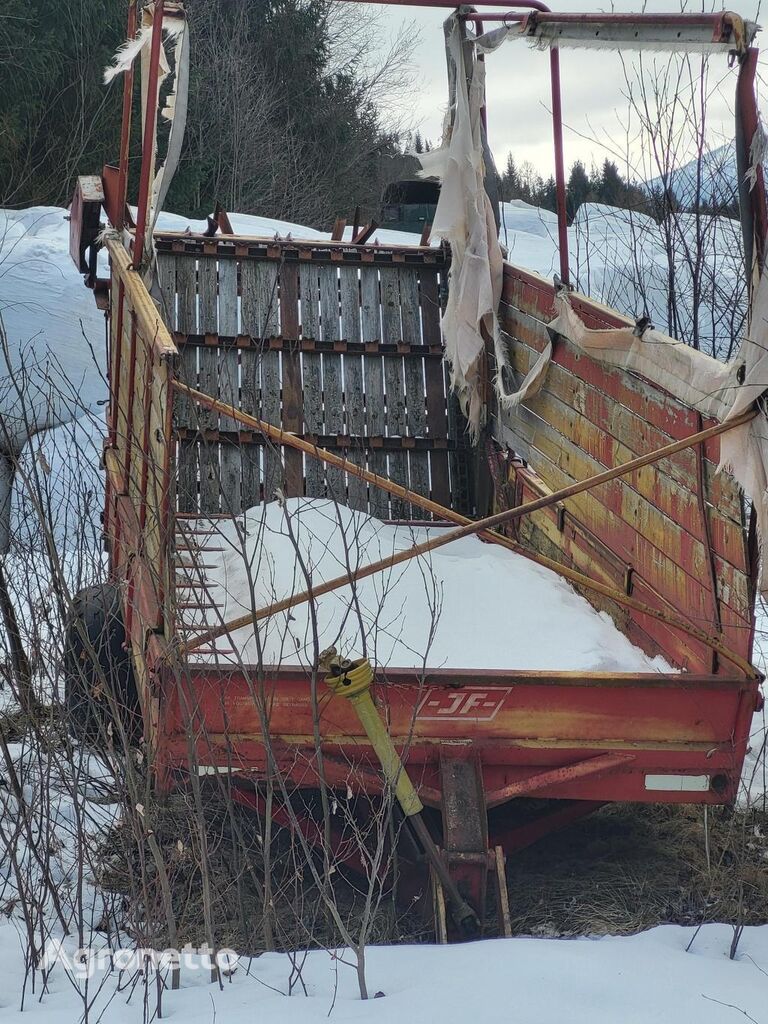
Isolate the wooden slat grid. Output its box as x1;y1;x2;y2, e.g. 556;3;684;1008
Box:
494;264;754;673
160;245;468;520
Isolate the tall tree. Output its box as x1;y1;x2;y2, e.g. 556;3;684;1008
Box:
566;160;590;219
598;159;624;206
0;0;125;206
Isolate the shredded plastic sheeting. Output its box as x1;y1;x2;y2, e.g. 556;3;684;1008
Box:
179;497;672;673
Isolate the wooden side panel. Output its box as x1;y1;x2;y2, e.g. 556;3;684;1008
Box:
495;262;754;673
166;246;463;522
106;241;176;650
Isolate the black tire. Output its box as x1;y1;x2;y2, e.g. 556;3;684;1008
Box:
63;584;141;747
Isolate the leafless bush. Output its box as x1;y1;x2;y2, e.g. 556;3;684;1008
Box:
0;332;447;1013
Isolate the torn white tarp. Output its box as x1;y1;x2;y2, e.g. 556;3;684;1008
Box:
474;13;757;55
719;269;768;595
416;15;517;440
547;291;738;421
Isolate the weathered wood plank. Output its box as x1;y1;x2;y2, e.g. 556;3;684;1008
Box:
198;258;217;333
217;259;240;428
241;260;258;338
280;263;304;496
340;266;366;511
401;268;429;511
299;262;323;496
175;258;199;511
320;265;345;501
117;314;135;494
156;253;176;330
176;256;197;333
240;260;261;508
240;345;260;509
216;258;242;512
420;271;450;507
380;268;408;516
300;263;319;340
194;337;219;513
255;261;281;502
361;267;387;517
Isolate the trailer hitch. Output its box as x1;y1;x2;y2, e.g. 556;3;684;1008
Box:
320;648;480;935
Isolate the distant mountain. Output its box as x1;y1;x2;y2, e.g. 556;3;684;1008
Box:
646;143;744;207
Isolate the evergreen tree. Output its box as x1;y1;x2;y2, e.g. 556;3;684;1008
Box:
598;159;624;206
539;176;557;213
566;160;590;219
502;153;521;201
0;0;126;206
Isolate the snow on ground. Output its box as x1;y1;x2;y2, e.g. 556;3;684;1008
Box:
1;921;767;1024
184;497;670;674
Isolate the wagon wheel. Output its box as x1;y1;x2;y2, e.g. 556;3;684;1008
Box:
63;583;141;749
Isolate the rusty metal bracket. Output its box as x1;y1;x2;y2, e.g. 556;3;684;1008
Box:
440;750;489;931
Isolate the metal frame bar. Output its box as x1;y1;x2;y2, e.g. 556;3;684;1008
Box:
133;0;165;269
485;751;635;806
115;0;137;232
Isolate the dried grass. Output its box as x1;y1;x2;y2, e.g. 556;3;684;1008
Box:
505;801;768;937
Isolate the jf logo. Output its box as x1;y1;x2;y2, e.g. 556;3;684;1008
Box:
416;687;511;722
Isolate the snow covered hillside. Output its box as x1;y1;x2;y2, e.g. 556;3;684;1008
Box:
647;141;763;209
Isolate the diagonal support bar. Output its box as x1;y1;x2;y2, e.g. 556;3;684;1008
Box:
172;381;757;676
485;752;635;807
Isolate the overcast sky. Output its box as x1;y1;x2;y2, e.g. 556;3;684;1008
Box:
369;0;764;179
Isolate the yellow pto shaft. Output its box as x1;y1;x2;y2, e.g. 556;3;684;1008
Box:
321;649;479;933
323;654;423;817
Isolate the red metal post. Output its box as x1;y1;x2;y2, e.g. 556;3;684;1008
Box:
133;0;165;269
549;46;569;285
736;47;767;277
115;0;137;231
464;3;570;283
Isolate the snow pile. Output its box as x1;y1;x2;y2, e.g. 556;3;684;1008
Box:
182;497;670;673
155;208;426;249
0;207;107;444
